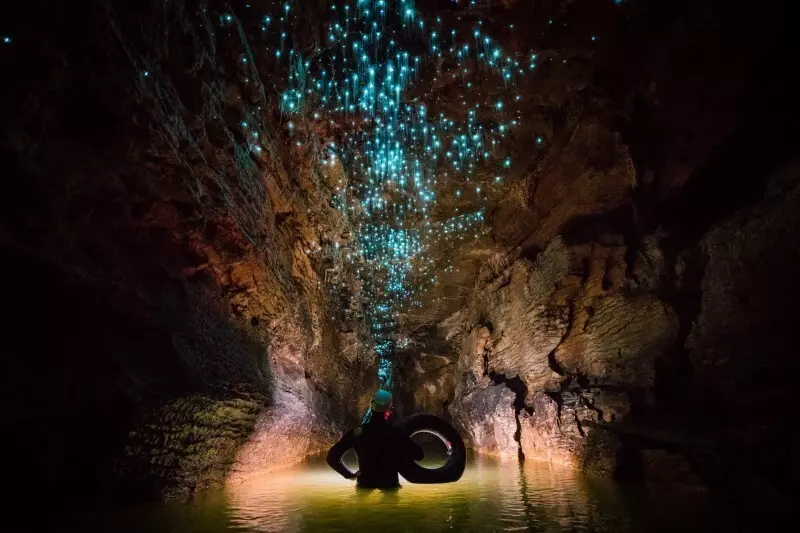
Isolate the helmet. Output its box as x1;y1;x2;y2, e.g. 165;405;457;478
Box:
370;389;393;413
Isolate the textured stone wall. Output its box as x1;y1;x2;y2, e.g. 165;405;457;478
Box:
446;236;659;468
3;0;795;506
1;0;372;502
445;167;798;488
407;0;797;495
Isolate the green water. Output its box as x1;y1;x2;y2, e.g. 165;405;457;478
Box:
87;456;740;533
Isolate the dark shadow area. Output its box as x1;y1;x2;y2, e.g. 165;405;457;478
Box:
0;243;271;511
0;2;274;511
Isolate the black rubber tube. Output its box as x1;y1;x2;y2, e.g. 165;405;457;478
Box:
394;414;466;484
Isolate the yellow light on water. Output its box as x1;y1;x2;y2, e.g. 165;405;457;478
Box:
103;456;720;533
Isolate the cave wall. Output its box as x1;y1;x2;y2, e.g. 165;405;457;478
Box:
392;347;459;421
445;164;799;488
397;0;797;493
2;0;797;505
1;0;372;502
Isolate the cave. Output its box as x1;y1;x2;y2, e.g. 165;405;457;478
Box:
1;0;796;531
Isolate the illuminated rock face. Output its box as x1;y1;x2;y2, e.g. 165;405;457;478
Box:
396;351;458;419
452;384;519;460
2;0;375;501
444;237;649;470
3;0;797;506
393;0;798;491
444;169;799;484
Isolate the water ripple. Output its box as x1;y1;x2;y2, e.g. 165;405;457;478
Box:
95;456;726;533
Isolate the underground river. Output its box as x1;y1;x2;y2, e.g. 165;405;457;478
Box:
79;455;755;533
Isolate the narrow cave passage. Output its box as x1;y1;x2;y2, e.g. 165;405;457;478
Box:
2;0;797;531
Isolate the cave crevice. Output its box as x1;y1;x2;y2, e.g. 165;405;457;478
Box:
487;372;533;461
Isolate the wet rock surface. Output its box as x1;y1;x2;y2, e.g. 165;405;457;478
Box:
441;163;798;489
393;0;798;497
2;0;373;502
452;384;519;460
2;0;797;508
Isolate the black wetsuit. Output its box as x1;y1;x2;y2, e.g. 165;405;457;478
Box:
326;416;424;488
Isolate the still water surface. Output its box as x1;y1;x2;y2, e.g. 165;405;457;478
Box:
93;455;737;533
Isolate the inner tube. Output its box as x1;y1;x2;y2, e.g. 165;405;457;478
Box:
394;414;466;484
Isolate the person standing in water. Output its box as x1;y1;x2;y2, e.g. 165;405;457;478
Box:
326;390;424;488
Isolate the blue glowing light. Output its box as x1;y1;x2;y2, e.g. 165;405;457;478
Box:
190;0;554;392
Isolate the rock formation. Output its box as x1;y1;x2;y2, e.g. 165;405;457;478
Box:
396;0;798;493
2;0;796;506
2;0;376;502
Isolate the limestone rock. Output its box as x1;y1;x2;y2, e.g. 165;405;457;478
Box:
452;384;519;460
519;393;579;467
628;232;669;292
120;394;264;499
555;293;678;386
687;165;800;431
496;112;636;249
228;392;322;482
405;353;458;418
462;239;573;395
518;389;628;473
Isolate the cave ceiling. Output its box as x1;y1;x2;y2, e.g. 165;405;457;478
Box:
251;0;632;364
286;0;628;357
9;0;719;379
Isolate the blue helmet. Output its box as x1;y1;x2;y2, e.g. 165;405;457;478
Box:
370;389;393;413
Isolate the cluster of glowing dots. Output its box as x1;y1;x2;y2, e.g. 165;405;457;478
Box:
275;0;540;389
201;0;612;400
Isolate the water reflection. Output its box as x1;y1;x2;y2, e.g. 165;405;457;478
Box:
96;456;727;533
225;456;714;533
